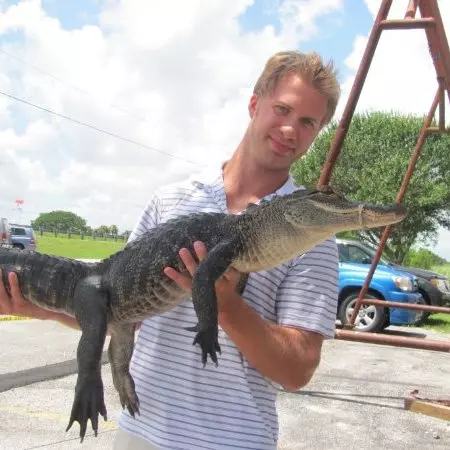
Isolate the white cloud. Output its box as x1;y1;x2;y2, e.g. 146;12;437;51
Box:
339;0;450;119
278;0;343;42
4;0;448;262
431;227;450;262
338;1;450;118
0;0;344;231
337;0;450;260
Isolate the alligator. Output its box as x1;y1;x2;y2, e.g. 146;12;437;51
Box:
0;186;407;442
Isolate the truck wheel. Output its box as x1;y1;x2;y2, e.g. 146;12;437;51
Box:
338;292;387;333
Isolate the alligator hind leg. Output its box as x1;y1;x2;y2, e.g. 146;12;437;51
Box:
108;323;140;417
187;239;241;367
66;276;108;442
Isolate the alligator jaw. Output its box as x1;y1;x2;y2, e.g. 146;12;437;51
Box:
358;202;407;229
282;188;408;234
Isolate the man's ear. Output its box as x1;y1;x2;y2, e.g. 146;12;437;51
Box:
248;94;258;118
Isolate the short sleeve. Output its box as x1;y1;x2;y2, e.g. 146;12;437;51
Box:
276;237;340;339
127;192;163;244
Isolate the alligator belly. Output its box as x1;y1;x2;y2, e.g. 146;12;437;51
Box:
109;277;189;323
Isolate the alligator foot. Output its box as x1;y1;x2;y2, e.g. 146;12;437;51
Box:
186;325;221;367
107;323;139;418
118;373;140;418
66;374;107;443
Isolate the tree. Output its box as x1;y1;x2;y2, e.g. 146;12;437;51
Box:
94;225;118;235
404;248;448;270
292;111;450;263
31;211;87;231
96;225;110;235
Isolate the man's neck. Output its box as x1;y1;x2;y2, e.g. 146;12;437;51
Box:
222;146;290;213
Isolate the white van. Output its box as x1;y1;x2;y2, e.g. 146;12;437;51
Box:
0;217;12;248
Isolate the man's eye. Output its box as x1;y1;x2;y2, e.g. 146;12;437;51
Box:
275;105;289;115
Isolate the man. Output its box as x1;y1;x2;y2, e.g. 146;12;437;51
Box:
0;50;341;449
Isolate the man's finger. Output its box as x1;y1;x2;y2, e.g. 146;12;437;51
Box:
193;241;207;261
163;267;192;292
178;248;198;276
0;269;13;314
8;272;23;302
0;269;9;297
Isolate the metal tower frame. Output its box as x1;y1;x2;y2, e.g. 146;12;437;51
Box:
317;0;450;354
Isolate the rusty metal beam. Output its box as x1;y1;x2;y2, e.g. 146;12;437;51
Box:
334;329;450;353
419;1;450;101
404;0;418;19
358;298;450;314
379;18;436;30
316;0;450;350
438;77;446;130
317;0;393;187
348;88;441;327
426;126;450;133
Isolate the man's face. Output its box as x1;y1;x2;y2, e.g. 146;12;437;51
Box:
247;72;328;171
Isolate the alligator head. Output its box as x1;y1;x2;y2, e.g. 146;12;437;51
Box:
283;185;407;233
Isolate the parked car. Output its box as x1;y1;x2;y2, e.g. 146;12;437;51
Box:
9;224;37;251
337;238;450;323
337;239;423;332
0;217;12;248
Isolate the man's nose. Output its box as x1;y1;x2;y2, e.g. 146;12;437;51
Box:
279;125;296;141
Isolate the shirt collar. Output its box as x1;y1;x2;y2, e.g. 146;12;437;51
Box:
189;159;302;198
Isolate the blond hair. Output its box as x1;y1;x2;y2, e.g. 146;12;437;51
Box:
253;51;341;126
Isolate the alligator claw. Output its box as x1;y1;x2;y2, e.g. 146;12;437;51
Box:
186;325;221;367
66;375;107;442
118;374;140;418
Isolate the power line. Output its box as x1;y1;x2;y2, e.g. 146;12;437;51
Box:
0;89;205;167
0;47;152;124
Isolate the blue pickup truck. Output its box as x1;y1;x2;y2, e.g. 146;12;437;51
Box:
336;238;423;332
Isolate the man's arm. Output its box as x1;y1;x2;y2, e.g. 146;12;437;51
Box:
164;242;332;392
0;194;162;331
218;293;323;391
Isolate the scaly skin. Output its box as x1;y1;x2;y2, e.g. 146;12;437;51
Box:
0;186;408;442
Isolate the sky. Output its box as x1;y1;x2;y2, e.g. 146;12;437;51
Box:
1;0;450;260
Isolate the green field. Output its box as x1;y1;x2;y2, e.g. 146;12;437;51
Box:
36;231;125;259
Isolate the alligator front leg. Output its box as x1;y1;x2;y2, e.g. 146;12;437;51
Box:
187;239;241;367
108;323;140;417
66;276;108;442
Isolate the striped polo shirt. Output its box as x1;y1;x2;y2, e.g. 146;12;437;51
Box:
118;165;339;449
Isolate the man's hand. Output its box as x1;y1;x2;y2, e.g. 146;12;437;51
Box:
0;268;81;330
163;241;242;312
0;269;45;319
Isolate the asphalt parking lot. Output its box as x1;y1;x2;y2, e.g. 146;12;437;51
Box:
0;319;449;449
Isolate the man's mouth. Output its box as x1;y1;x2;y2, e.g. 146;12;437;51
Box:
269;136;294;155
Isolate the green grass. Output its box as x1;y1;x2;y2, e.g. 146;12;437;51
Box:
36;232;125;259
419;264;450;334
422;313;450;334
